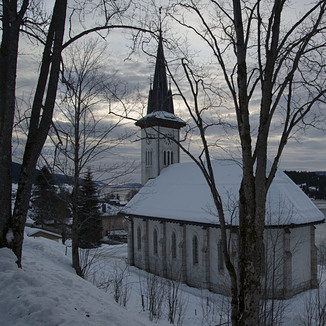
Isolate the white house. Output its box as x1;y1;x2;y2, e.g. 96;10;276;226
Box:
121;33;325;299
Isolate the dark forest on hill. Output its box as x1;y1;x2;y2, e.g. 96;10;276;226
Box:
12;162;326;199
285;171;326;200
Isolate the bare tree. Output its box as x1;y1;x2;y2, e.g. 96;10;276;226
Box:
0;0;150;267
157;1;326;324
0;0;29;255
49;39;135;275
0;0;68;267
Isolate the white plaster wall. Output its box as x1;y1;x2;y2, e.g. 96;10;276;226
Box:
209;228;231;295
131;217;315;299
140;126;180;185
263;228;285;292
147;220;163;274
157;126;180;163
185;225;206;288
290;226;311;287
133;218;144;270
140;128;159;185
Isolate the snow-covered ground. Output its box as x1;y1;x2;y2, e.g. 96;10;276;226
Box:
1;229;326;326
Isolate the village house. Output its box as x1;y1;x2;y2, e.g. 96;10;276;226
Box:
121;34;325;299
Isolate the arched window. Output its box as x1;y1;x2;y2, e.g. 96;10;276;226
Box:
171;232;177;259
218;240;224;271
193;235;198;265
146;151;152;166
163;151;174;166
153;229;158;255
137;226;141;251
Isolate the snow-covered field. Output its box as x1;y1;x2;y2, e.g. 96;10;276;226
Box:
1;229;326;326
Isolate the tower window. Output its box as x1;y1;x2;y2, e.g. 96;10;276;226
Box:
164;151;174;166
146;151;152;166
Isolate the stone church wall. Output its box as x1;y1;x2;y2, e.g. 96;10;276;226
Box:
209;228;232;295
147;220;164;275
128;217;317;299
184;225;206;289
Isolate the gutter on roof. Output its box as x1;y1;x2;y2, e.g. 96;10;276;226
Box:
119;211;325;229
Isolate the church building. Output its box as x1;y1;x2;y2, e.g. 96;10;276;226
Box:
121;35;325;299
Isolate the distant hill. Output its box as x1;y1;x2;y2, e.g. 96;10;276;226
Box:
12;162;42;184
12;162;139;188
285;170;326;200
12;162;75;185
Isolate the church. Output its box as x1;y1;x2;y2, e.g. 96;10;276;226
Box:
121;35;325;299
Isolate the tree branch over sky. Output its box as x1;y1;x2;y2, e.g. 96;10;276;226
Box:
165;0;326;324
0;0;151;268
50;39;136;275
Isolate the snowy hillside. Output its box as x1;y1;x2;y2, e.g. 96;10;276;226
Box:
1;230;326;325
0;234;153;326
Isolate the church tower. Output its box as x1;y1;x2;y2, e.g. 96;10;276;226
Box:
136;34;186;185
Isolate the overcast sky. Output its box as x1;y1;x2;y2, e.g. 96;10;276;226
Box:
14;0;326;183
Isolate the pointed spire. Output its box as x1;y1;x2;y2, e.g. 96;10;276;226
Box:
147;31;174;115
136;16;185;130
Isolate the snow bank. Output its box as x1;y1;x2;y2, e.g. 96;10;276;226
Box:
0;234;149;326
0;229;325;325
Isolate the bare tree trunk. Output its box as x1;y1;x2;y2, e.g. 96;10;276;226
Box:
168;0;326;324
238;184;264;325
232;0;263;323
0;0;28;247
71;85;82;276
8;0;67;266
1;0;146;268
71;186;82;276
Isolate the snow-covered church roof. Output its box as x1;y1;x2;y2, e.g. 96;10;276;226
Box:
122;160;324;227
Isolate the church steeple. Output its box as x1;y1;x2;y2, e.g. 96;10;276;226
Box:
147;33;174;115
136;31;185;185
136;34;185;130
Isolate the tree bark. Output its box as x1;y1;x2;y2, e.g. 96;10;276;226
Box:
8;0;67;266
170;1;326;325
71;81;82;276
0;0;28;247
232;0;263;324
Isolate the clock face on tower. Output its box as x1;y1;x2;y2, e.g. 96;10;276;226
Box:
163;133;174;145
146;133;154;145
